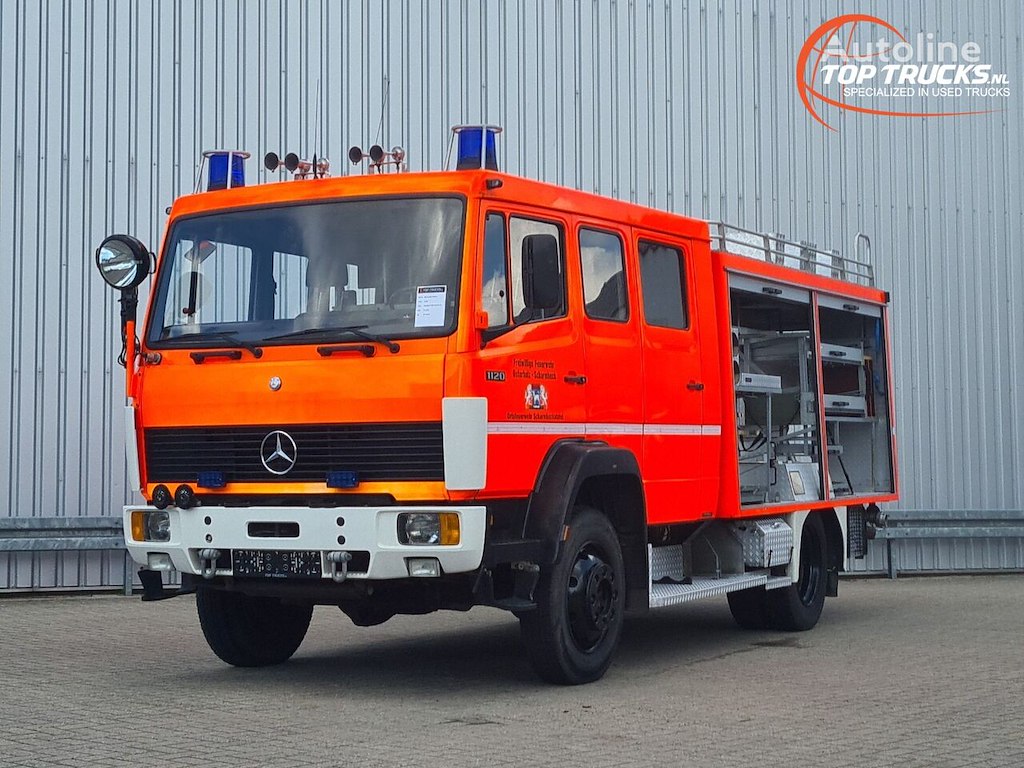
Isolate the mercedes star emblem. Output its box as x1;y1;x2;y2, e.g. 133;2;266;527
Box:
269;376;282;391
260;430;297;475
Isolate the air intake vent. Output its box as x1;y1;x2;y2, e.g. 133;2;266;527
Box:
144;423;444;484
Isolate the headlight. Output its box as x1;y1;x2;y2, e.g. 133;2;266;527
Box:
131;510;171;543
397;512;460;546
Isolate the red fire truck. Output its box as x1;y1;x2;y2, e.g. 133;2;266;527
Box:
95;127;897;684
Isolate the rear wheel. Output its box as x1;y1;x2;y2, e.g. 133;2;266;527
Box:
197;587;313;667
766;513;828;631
727;585;771;630
519;507;625;685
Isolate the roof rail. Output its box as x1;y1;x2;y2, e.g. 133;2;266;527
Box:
707;221;874;287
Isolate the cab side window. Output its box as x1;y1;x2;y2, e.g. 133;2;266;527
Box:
639;240;689;330
580;228;628;322
510;216;565;323
481;213;509;327
481;212;566;328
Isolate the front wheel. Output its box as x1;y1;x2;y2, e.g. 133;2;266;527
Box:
519;507;625;685
197;587;313;667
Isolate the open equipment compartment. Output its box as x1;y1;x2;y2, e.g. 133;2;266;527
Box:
729;276;825;506
817;295;895;496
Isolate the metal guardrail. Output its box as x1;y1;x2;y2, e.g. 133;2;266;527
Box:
869;509;1024;579
708;221;875;286
3;511;1023;590
0;516;133;595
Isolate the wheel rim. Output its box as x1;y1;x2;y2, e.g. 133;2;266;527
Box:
797;524;823;606
565;543;618;653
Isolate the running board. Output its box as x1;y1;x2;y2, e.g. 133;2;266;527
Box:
648;543;791;609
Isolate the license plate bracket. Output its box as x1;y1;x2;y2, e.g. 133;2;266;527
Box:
232;549;322;578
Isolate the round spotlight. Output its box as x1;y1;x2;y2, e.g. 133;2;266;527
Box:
348;146;364;164
368;144;385;163
152;484;172;510
391;146;405;164
284;152;300;172
174;484;197;510
264;151;280;171
95;235;152;290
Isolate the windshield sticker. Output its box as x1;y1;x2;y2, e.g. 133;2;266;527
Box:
414;285;447;327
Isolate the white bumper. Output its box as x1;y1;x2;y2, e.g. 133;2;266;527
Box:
123;504;487;580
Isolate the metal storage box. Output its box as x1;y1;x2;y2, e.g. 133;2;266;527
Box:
732;518;793;568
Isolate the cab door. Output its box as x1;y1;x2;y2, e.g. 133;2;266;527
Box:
636;234;708;523
575;223;643;462
473;207;586;498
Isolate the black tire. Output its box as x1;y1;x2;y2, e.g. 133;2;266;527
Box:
519;507;625;685
339;602;395;627
727;585;771;630
196;587;313;667
766;513;828;631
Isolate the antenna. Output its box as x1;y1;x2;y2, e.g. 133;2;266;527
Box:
313;77;323;171
374;76;390;146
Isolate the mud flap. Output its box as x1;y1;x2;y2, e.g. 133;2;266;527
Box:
139;569;198;601
826;565;839;597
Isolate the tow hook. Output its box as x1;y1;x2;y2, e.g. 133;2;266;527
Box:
327;551;353;583
198;548;221;579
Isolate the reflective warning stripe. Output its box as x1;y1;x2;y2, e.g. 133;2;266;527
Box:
486;422;722;436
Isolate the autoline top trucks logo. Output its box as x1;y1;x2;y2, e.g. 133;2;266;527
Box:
798;14;1011;130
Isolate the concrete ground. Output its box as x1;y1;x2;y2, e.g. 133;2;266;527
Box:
0;575;1022;767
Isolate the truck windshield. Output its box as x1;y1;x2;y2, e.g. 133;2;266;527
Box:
147;196;465;348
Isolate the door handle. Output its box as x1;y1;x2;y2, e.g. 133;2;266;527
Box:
564;375;587;385
687;380;705;391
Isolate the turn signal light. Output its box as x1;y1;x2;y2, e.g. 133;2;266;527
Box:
439;513;460;546
131;510;146;542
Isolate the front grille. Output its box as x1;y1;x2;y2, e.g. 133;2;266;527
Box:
145;423;444;484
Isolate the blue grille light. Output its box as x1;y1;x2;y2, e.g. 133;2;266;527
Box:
326;471;360;489
453;125;501;171
197;471;226;489
205;150;248;191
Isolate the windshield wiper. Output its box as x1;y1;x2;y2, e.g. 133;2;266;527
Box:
265;325;400;354
172;331;263;358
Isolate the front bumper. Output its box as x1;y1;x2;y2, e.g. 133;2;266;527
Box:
123;504;487;580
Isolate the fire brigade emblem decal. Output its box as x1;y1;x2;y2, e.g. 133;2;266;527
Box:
525;384;549;410
260;430;297;475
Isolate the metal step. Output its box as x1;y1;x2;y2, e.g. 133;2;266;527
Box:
648;543;793;609
650;573;769;608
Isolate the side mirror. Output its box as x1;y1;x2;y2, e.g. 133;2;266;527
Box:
95;234;152;290
522;234;561;311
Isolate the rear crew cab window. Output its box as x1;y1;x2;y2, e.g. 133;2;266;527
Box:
639;240;689;330
579;227;628;322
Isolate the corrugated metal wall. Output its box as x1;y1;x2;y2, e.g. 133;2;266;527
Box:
1;0;1021;589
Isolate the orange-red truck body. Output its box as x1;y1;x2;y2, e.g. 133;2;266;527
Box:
131;169;898;520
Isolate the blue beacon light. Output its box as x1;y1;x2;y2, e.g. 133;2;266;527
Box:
451;125;502;171
204;150;249;191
